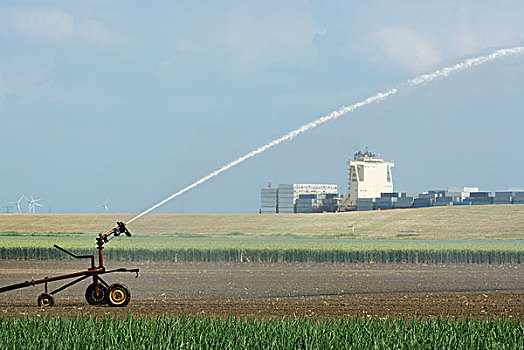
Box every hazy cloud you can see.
[155,4,325,77]
[453,27,521,56]
[76,19,115,45]
[13,8,74,42]
[368,28,442,73]
[0,54,74,103]
[11,7,127,46]
[155,56,178,77]
[155,39,199,78]
[221,7,325,67]
[175,38,198,54]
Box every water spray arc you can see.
[126,46,524,225]
[126,89,396,224]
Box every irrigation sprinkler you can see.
[0,222,139,307]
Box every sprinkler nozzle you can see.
[115,222,132,237]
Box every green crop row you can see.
[1,235,524,251]
[1,236,522,263]
[0,247,522,263]
[1,316,522,350]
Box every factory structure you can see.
[261,184,338,214]
[340,149,394,207]
[260,148,524,214]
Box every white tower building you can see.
[342,149,394,206]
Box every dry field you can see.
[0,204,522,240]
[0,261,522,319]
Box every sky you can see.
[1,1,524,214]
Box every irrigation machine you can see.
[0,222,139,307]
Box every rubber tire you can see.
[106,283,131,307]
[85,283,108,305]
[38,293,55,307]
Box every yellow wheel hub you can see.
[106,284,130,307]
[110,289,126,304]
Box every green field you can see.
[0,235,522,263]
[1,316,522,350]
[0,204,522,240]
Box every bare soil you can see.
[0,260,522,319]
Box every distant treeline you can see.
[0,247,522,264]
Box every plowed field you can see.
[1,260,522,319]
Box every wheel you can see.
[106,283,131,307]
[85,283,108,305]
[37,293,55,307]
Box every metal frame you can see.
[0,222,139,303]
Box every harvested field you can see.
[0,204,523,239]
[1,260,522,319]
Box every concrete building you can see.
[260,188,278,214]
[446,186,479,201]
[342,149,394,207]
[260,184,338,214]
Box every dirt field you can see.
[0,260,522,319]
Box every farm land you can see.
[0,204,522,239]
[0,205,523,348]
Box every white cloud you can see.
[0,55,74,102]
[368,28,442,73]
[154,5,325,77]
[76,19,113,45]
[13,8,74,42]
[11,7,126,46]
[175,38,198,54]
[453,27,521,56]
[154,40,198,78]
[155,56,178,77]
[221,8,325,67]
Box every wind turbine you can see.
[16,195,27,214]
[97,196,110,213]
[6,195,27,214]
[28,196,42,214]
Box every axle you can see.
[0,268,104,294]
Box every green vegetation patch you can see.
[0,232,87,237]
[1,235,523,252]
[0,236,522,263]
[1,316,522,350]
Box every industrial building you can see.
[352,187,524,211]
[260,184,338,214]
[340,149,394,207]
[446,187,479,201]
[259,148,524,214]
[260,188,278,214]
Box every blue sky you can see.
[1,1,523,214]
